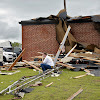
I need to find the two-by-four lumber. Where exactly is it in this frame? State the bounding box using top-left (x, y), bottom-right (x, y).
top-left (8, 48), bottom-right (25, 71)
top-left (67, 88), bottom-right (83, 100)
top-left (95, 63), bottom-right (100, 65)
top-left (73, 74), bottom-right (87, 79)
top-left (56, 62), bottom-right (75, 69)
top-left (23, 60), bottom-right (43, 72)
top-left (45, 82), bottom-right (53, 88)
top-left (69, 54), bottom-right (100, 63)
top-left (83, 58), bottom-right (100, 63)
top-left (65, 44), bottom-right (77, 57)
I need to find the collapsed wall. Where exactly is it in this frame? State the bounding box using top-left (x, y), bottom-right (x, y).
top-left (19, 12), bottom-right (100, 60)
top-left (69, 22), bottom-right (100, 48)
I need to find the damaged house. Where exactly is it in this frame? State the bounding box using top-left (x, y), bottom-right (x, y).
top-left (19, 9), bottom-right (100, 61)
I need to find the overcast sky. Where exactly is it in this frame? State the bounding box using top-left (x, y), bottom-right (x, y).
top-left (0, 0), bottom-right (100, 43)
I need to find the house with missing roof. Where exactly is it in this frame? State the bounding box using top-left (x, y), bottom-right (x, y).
top-left (19, 11), bottom-right (100, 61)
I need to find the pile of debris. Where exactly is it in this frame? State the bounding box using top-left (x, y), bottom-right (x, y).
top-left (0, 26), bottom-right (100, 100)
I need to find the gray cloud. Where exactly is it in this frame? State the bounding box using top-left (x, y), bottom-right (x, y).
top-left (0, 21), bottom-right (20, 39)
top-left (0, 0), bottom-right (100, 43)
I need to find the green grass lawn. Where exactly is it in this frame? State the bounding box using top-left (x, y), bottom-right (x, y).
top-left (0, 68), bottom-right (100, 100)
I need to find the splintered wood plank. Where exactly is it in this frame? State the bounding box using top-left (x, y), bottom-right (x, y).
top-left (8, 49), bottom-right (25, 71)
top-left (73, 74), bottom-right (87, 79)
top-left (65, 44), bottom-right (77, 57)
top-left (56, 62), bottom-right (75, 69)
top-left (83, 58), bottom-right (100, 63)
top-left (23, 60), bottom-right (43, 72)
top-left (67, 88), bottom-right (83, 100)
top-left (95, 63), bottom-right (100, 65)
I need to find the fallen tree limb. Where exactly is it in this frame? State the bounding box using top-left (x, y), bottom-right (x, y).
top-left (23, 60), bottom-right (43, 72)
top-left (67, 88), bottom-right (83, 100)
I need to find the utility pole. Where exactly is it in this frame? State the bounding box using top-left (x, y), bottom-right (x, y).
top-left (64, 0), bottom-right (66, 12)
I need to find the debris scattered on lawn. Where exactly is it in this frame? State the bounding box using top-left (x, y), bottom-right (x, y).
top-left (60, 57), bottom-right (73, 63)
top-left (16, 92), bottom-right (25, 98)
top-left (73, 74), bottom-right (87, 79)
top-left (20, 88), bottom-right (34, 93)
top-left (30, 81), bottom-right (42, 87)
top-left (33, 69), bottom-right (36, 72)
top-left (51, 73), bottom-right (60, 77)
top-left (90, 69), bottom-right (100, 76)
top-left (45, 82), bottom-right (53, 87)
top-left (67, 88), bottom-right (83, 100)
top-left (0, 70), bottom-right (20, 75)
top-left (57, 78), bottom-right (60, 81)
top-left (73, 72), bottom-right (95, 79)
top-left (23, 60), bottom-right (43, 72)
top-left (8, 97), bottom-right (22, 100)
top-left (8, 49), bottom-right (25, 71)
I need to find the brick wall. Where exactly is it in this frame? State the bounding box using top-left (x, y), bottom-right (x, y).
top-left (69, 22), bottom-right (100, 48)
top-left (22, 24), bottom-right (59, 61)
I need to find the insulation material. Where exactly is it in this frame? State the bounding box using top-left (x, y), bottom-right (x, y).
top-left (60, 57), bottom-right (73, 63)
top-left (56, 9), bottom-right (77, 47)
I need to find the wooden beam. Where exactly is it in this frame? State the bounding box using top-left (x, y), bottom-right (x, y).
top-left (8, 48), bottom-right (25, 71)
top-left (23, 60), bottom-right (43, 72)
top-left (56, 62), bottom-right (75, 69)
top-left (73, 74), bottom-right (87, 79)
top-left (67, 88), bottom-right (83, 100)
top-left (95, 63), bottom-right (100, 65)
top-left (64, 0), bottom-right (66, 11)
top-left (83, 58), bottom-right (100, 63)
top-left (45, 82), bottom-right (53, 88)
top-left (65, 44), bottom-right (77, 57)
top-left (0, 66), bottom-right (9, 67)
top-left (69, 54), bottom-right (100, 63)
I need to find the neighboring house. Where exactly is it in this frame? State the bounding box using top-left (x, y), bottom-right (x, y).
top-left (19, 14), bottom-right (100, 61)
